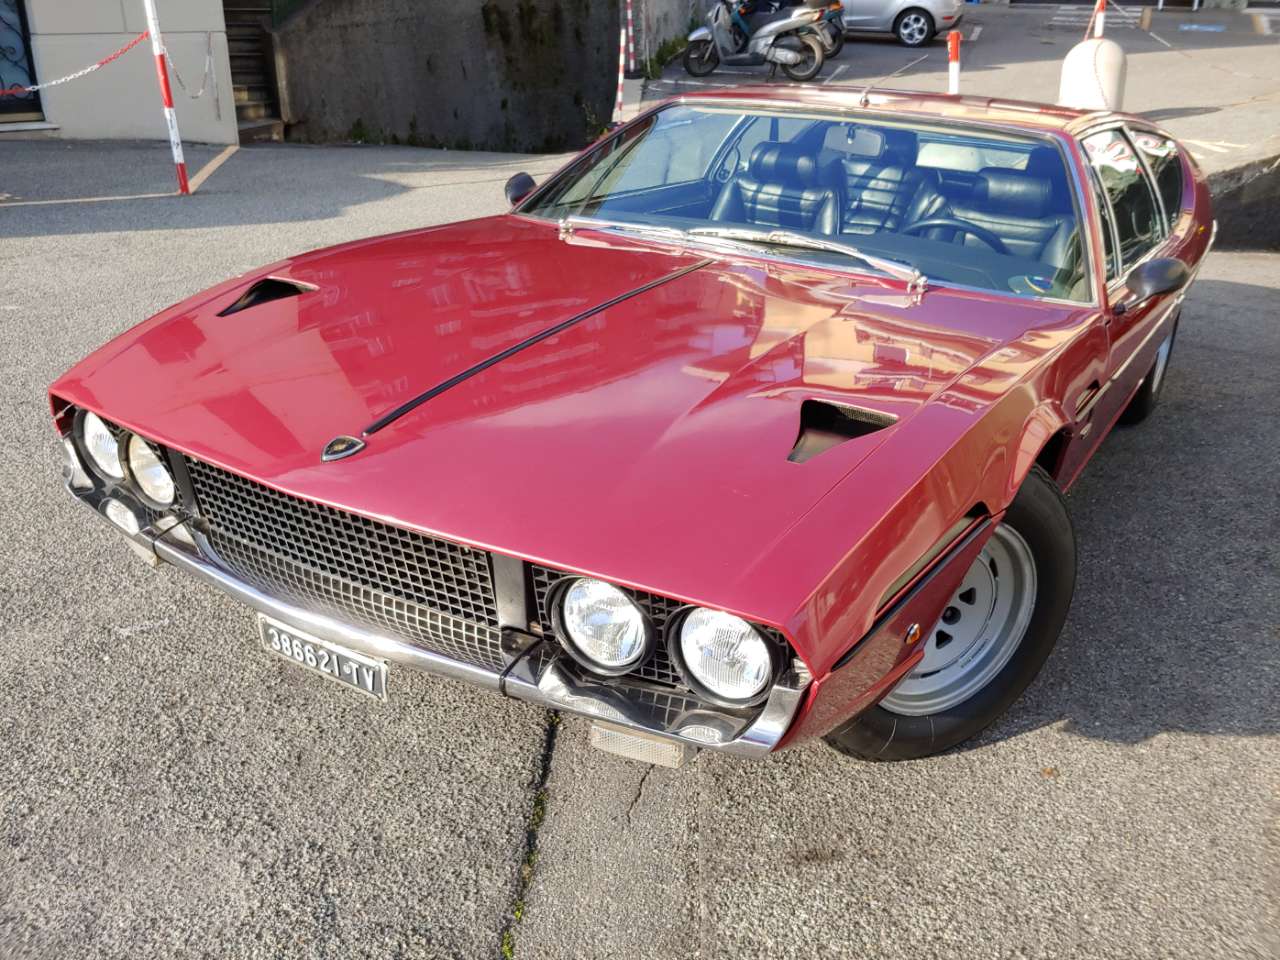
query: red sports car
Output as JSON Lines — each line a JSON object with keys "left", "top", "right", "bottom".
{"left": 49, "top": 87, "right": 1213, "bottom": 767}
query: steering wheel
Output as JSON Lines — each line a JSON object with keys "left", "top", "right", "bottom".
{"left": 901, "top": 218, "right": 1011, "bottom": 256}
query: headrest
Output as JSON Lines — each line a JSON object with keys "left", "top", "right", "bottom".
{"left": 973, "top": 168, "right": 1053, "bottom": 219}
{"left": 749, "top": 141, "right": 820, "bottom": 186}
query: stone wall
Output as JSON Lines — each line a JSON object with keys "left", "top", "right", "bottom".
{"left": 274, "top": 0, "right": 622, "bottom": 152}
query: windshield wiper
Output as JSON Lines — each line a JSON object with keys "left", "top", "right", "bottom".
{"left": 687, "top": 226, "right": 928, "bottom": 293}
{"left": 558, "top": 217, "right": 928, "bottom": 295}
{"left": 558, "top": 215, "right": 689, "bottom": 244}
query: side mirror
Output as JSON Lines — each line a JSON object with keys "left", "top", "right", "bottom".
{"left": 504, "top": 172, "right": 536, "bottom": 206}
{"left": 1116, "top": 257, "right": 1188, "bottom": 314}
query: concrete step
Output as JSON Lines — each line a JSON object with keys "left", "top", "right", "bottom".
{"left": 235, "top": 99, "right": 274, "bottom": 122}
{"left": 233, "top": 83, "right": 272, "bottom": 104}
{"left": 228, "top": 38, "right": 266, "bottom": 56}
{"left": 239, "top": 117, "right": 284, "bottom": 143}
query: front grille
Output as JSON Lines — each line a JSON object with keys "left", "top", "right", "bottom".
{"left": 183, "top": 457, "right": 506, "bottom": 670}
{"left": 531, "top": 565, "right": 789, "bottom": 690}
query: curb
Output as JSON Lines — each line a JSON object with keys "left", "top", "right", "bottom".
{"left": 1208, "top": 152, "right": 1280, "bottom": 249}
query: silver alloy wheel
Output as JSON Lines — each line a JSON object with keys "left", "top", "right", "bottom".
{"left": 880, "top": 524, "right": 1038, "bottom": 716}
{"left": 898, "top": 12, "right": 930, "bottom": 45}
{"left": 1149, "top": 334, "right": 1173, "bottom": 395}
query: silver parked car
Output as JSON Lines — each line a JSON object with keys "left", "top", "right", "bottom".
{"left": 842, "top": 0, "right": 965, "bottom": 46}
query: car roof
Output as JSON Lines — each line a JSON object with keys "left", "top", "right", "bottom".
{"left": 667, "top": 85, "right": 1121, "bottom": 135}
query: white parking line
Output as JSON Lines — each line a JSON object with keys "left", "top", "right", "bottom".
{"left": 823, "top": 64, "right": 849, "bottom": 85}
{"left": 969, "top": 25, "right": 983, "bottom": 42}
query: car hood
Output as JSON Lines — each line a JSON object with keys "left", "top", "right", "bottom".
{"left": 52, "top": 215, "right": 1077, "bottom": 632}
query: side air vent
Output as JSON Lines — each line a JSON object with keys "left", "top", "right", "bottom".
{"left": 217, "top": 277, "right": 315, "bottom": 317}
{"left": 787, "top": 399, "right": 896, "bottom": 464}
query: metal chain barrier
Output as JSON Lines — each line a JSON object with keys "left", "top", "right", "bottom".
{"left": 0, "top": 30, "right": 150, "bottom": 96}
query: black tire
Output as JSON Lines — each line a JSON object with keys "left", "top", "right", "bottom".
{"left": 683, "top": 39, "right": 719, "bottom": 77}
{"left": 825, "top": 465, "right": 1076, "bottom": 761}
{"left": 782, "top": 34, "right": 825, "bottom": 81}
{"left": 826, "top": 24, "right": 846, "bottom": 59}
{"left": 894, "top": 8, "right": 935, "bottom": 47}
{"left": 1120, "top": 315, "right": 1178, "bottom": 425}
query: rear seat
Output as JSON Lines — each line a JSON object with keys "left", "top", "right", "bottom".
{"left": 826, "top": 127, "right": 944, "bottom": 236}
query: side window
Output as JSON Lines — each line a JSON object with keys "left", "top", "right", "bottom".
{"left": 1131, "top": 131, "right": 1184, "bottom": 234}
{"left": 611, "top": 110, "right": 739, "bottom": 192}
{"left": 1082, "top": 129, "right": 1164, "bottom": 273}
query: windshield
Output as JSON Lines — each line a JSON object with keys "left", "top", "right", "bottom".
{"left": 523, "top": 104, "right": 1090, "bottom": 303}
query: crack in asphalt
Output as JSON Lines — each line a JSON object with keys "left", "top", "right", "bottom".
{"left": 498, "top": 712, "right": 559, "bottom": 959}
{"left": 625, "top": 765, "right": 655, "bottom": 827}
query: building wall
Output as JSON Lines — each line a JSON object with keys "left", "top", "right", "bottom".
{"left": 24, "top": 0, "right": 236, "bottom": 144}
{"left": 274, "top": 0, "right": 621, "bottom": 152}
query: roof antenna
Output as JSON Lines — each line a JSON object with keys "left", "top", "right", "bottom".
{"left": 857, "top": 54, "right": 930, "bottom": 108}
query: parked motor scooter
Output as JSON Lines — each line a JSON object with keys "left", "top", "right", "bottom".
{"left": 683, "top": 0, "right": 826, "bottom": 81}
{"left": 748, "top": 1, "right": 845, "bottom": 60}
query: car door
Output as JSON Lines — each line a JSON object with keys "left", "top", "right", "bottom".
{"left": 843, "top": 0, "right": 895, "bottom": 31}
{"left": 1076, "top": 126, "right": 1181, "bottom": 438}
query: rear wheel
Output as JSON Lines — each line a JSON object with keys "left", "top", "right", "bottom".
{"left": 782, "top": 34, "right": 825, "bottom": 81}
{"left": 894, "top": 8, "right": 935, "bottom": 47}
{"left": 825, "top": 466, "right": 1075, "bottom": 761}
{"left": 683, "top": 39, "right": 719, "bottom": 77}
{"left": 1120, "top": 317, "right": 1178, "bottom": 425}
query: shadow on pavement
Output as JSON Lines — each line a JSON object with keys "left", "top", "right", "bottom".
{"left": 975, "top": 274, "right": 1280, "bottom": 748}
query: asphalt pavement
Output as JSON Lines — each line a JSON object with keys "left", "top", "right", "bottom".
{"left": 1, "top": 138, "right": 1277, "bottom": 960}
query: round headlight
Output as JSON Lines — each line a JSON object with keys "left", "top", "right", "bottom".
{"left": 80, "top": 411, "right": 124, "bottom": 479}
{"left": 127, "top": 435, "right": 175, "bottom": 507}
{"left": 678, "top": 609, "right": 774, "bottom": 703}
{"left": 557, "top": 578, "right": 649, "bottom": 673}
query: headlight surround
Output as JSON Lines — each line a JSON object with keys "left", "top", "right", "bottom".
{"left": 78, "top": 410, "right": 124, "bottom": 480}
{"left": 126, "top": 434, "right": 175, "bottom": 508}
{"left": 674, "top": 608, "right": 776, "bottom": 705}
{"left": 553, "top": 577, "right": 651, "bottom": 676}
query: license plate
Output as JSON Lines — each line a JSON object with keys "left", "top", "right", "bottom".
{"left": 258, "top": 615, "right": 387, "bottom": 701}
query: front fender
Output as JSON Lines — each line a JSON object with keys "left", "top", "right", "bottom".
{"left": 687, "top": 26, "right": 712, "bottom": 42}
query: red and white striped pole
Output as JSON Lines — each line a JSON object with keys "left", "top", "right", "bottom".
{"left": 613, "top": 28, "right": 626, "bottom": 124}
{"left": 947, "top": 30, "right": 961, "bottom": 95}
{"left": 1093, "top": 0, "right": 1106, "bottom": 37}
{"left": 624, "top": 0, "right": 637, "bottom": 74}
{"left": 141, "top": 0, "right": 189, "bottom": 195}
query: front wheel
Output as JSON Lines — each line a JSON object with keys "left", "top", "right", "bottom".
{"left": 683, "top": 39, "right": 719, "bottom": 77}
{"left": 782, "top": 35, "right": 825, "bottom": 81}
{"left": 825, "top": 465, "right": 1076, "bottom": 761}
{"left": 825, "top": 23, "right": 846, "bottom": 58}
{"left": 894, "top": 8, "right": 935, "bottom": 47}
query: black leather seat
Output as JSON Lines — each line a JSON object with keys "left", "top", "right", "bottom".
{"left": 941, "top": 168, "right": 1077, "bottom": 267}
{"left": 834, "top": 128, "right": 943, "bottom": 236}
{"left": 709, "top": 141, "right": 840, "bottom": 236}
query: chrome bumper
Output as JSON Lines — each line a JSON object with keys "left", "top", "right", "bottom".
{"left": 69, "top": 475, "right": 810, "bottom": 759}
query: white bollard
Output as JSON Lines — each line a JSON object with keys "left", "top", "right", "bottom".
{"left": 1058, "top": 38, "right": 1126, "bottom": 111}
{"left": 947, "top": 30, "right": 960, "bottom": 94}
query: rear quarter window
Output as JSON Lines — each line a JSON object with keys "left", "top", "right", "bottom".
{"left": 1131, "top": 131, "right": 1184, "bottom": 233}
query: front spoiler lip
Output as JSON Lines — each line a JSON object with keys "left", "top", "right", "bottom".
{"left": 70, "top": 477, "right": 810, "bottom": 759}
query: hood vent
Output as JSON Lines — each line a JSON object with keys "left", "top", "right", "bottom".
{"left": 217, "top": 277, "right": 315, "bottom": 317}
{"left": 787, "top": 399, "right": 896, "bottom": 463}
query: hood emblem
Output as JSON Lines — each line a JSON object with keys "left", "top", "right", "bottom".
{"left": 321, "top": 435, "right": 366, "bottom": 462}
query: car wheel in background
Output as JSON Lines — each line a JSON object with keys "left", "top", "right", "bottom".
{"left": 1120, "top": 316, "right": 1179, "bottom": 425}
{"left": 894, "top": 8, "right": 935, "bottom": 46}
{"left": 824, "top": 466, "right": 1076, "bottom": 761}
{"left": 782, "top": 34, "right": 825, "bottom": 81}
{"left": 683, "top": 39, "right": 719, "bottom": 76}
